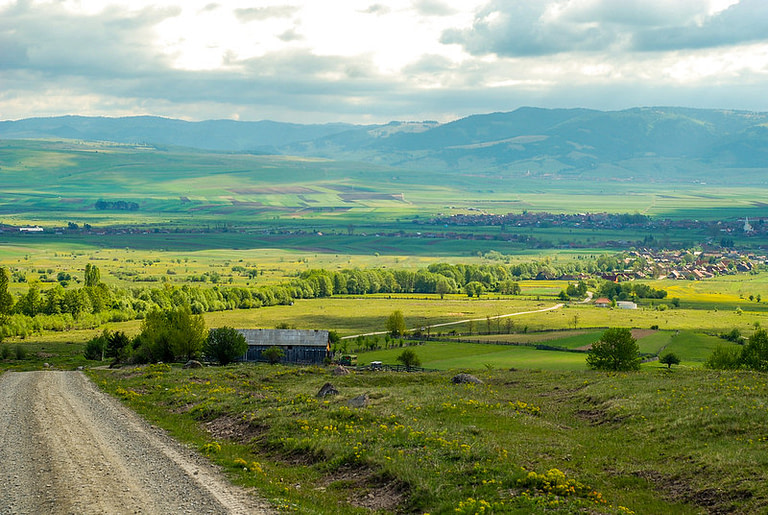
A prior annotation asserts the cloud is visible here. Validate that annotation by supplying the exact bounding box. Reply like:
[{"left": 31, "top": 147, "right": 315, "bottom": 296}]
[
  {"left": 632, "top": 0, "right": 768, "bottom": 51},
  {"left": 362, "top": 4, "right": 390, "bottom": 15},
  {"left": 0, "top": 0, "right": 767, "bottom": 123},
  {"left": 234, "top": 6, "right": 298, "bottom": 22},
  {"left": 441, "top": 0, "right": 615, "bottom": 57},
  {"left": 442, "top": 0, "right": 768, "bottom": 57},
  {"left": 412, "top": 0, "right": 456, "bottom": 17},
  {"left": 0, "top": 2, "right": 177, "bottom": 77},
  {"left": 278, "top": 28, "right": 303, "bottom": 42}
]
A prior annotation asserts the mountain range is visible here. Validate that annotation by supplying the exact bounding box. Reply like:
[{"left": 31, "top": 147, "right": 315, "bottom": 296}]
[{"left": 2, "top": 107, "right": 768, "bottom": 177}]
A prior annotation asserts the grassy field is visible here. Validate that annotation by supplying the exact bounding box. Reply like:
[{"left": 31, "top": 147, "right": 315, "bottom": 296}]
[
  {"left": 3, "top": 139, "right": 768, "bottom": 255},
  {"left": 86, "top": 363, "right": 768, "bottom": 514},
  {"left": 353, "top": 329, "right": 735, "bottom": 371}
]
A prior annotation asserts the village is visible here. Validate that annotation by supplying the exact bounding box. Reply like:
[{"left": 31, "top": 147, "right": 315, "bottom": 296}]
[{"left": 600, "top": 248, "right": 765, "bottom": 282}]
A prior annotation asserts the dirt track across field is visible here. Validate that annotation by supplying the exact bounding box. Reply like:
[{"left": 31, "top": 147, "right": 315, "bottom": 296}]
[{"left": 0, "top": 371, "right": 272, "bottom": 515}]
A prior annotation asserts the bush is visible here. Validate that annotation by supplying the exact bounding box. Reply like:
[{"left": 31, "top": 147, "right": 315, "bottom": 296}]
[
  {"left": 205, "top": 327, "right": 248, "bottom": 365},
  {"left": 586, "top": 328, "right": 640, "bottom": 371},
  {"left": 84, "top": 333, "right": 107, "bottom": 360},
  {"left": 396, "top": 348, "right": 421, "bottom": 370},
  {"left": 14, "top": 345, "right": 26, "bottom": 360},
  {"left": 263, "top": 346, "right": 284, "bottom": 364},
  {"left": 741, "top": 329, "right": 768, "bottom": 371},
  {"left": 704, "top": 345, "right": 742, "bottom": 370}
]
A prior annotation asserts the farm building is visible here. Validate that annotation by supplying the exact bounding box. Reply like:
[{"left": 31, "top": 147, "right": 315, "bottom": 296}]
[
  {"left": 594, "top": 298, "right": 612, "bottom": 308},
  {"left": 237, "top": 329, "right": 330, "bottom": 364}
]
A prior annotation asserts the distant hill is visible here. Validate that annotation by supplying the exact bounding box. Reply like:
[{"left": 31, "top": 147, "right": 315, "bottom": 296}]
[
  {"left": 283, "top": 107, "right": 768, "bottom": 175},
  {"left": 2, "top": 107, "right": 768, "bottom": 178},
  {"left": 0, "top": 116, "right": 359, "bottom": 153}
]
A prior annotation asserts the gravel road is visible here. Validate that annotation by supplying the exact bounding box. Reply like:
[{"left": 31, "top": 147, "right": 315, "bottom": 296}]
[{"left": 0, "top": 371, "right": 272, "bottom": 515}]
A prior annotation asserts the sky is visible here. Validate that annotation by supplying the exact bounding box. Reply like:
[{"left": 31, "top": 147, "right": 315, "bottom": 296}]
[{"left": 1, "top": 0, "right": 767, "bottom": 123}]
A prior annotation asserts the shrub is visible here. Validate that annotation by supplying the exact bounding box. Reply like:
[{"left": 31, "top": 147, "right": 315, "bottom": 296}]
[
  {"left": 14, "top": 345, "right": 27, "bottom": 360},
  {"left": 84, "top": 333, "right": 107, "bottom": 360},
  {"left": 396, "top": 348, "right": 421, "bottom": 370},
  {"left": 263, "top": 346, "right": 284, "bottom": 365},
  {"left": 704, "top": 345, "right": 742, "bottom": 370},
  {"left": 586, "top": 328, "right": 640, "bottom": 371},
  {"left": 741, "top": 329, "right": 768, "bottom": 371},
  {"left": 205, "top": 326, "right": 248, "bottom": 365}
]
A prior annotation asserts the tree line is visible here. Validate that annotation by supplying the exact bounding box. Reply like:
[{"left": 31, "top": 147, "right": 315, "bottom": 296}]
[{"left": 0, "top": 256, "right": 649, "bottom": 340}]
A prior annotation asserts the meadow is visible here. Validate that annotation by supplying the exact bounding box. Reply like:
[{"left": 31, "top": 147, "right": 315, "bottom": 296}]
[
  {"left": 86, "top": 363, "right": 768, "bottom": 514},
  {"left": 2, "top": 139, "right": 767, "bottom": 254}
]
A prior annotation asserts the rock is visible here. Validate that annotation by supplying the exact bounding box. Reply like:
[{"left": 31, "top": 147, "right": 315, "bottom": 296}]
[
  {"left": 332, "top": 366, "right": 350, "bottom": 376},
  {"left": 346, "top": 394, "right": 369, "bottom": 408},
  {"left": 43, "top": 363, "right": 50, "bottom": 368},
  {"left": 316, "top": 382, "right": 339, "bottom": 398},
  {"left": 183, "top": 360, "right": 203, "bottom": 369},
  {"left": 76, "top": 366, "right": 84, "bottom": 371},
  {"left": 451, "top": 373, "right": 483, "bottom": 385}
]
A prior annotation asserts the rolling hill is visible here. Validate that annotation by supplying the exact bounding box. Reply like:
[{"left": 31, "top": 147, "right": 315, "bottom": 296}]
[{"left": 3, "top": 107, "right": 768, "bottom": 180}]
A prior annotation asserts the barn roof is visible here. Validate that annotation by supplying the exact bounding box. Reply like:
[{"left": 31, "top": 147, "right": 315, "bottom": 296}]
[{"left": 237, "top": 329, "right": 329, "bottom": 347}]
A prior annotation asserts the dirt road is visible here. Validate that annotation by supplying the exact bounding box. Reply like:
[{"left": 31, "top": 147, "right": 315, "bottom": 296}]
[{"left": 0, "top": 371, "right": 271, "bottom": 515}]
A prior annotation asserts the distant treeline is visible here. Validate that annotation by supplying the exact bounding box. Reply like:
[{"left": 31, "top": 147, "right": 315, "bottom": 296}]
[
  {"left": 0, "top": 256, "right": 649, "bottom": 340},
  {"left": 95, "top": 199, "right": 139, "bottom": 211}
]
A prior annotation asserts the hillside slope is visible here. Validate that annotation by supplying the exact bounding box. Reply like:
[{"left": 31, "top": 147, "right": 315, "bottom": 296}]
[{"left": 3, "top": 107, "right": 767, "bottom": 178}]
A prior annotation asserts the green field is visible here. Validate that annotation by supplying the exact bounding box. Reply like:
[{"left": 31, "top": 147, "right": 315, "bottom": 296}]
[
  {"left": 86, "top": 363, "right": 768, "bottom": 514},
  {"left": 2, "top": 139, "right": 768, "bottom": 256},
  {"left": 358, "top": 342, "right": 589, "bottom": 370}
]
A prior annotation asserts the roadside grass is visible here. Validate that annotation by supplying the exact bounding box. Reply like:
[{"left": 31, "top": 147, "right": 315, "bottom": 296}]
[
  {"left": 0, "top": 337, "right": 91, "bottom": 371},
  {"left": 89, "top": 364, "right": 768, "bottom": 514}
]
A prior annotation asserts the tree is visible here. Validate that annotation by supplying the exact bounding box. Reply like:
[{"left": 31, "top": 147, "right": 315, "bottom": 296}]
[
  {"left": 659, "top": 352, "right": 681, "bottom": 369},
  {"left": 586, "top": 328, "right": 641, "bottom": 371},
  {"left": 105, "top": 330, "right": 131, "bottom": 362},
  {"left": 464, "top": 281, "right": 485, "bottom": 298},
  {"left": 435, "top": 277, "right": 451, "bottom": 299},
  {"left": 0, "top": 268, "right": 13, "bottom": 343},
  {"left": 205, "top": 327, "right": 248, "bottom": 365},
  {"left": 263, "top": 346, "right": 284, "bottom": 365},
  {"left": 83, "top": 332, "right": 107, "bottom": 361},
  {"left": 396, "top": 348, "right": 421, "bottom": 370},
  {"left": 387, "top": 310, "right": 407, "bottom": 337},
  {"left": 84, "top": 263, "right": 101, "bottom": 287},
  {"left": 135, "top": 306, "right": 207, "bottom": 362},
  {"left": 741, "top": 329, "right": 768, "bottom": 371}
]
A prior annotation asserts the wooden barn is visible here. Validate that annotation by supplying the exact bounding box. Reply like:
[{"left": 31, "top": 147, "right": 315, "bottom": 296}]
[{"left": 237, "top": 329, "right": 330, "bottom": 364}]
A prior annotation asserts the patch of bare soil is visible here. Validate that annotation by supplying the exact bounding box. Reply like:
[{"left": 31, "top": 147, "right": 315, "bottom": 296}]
[
  {"left": 574, "top": 408, "right": 610, "bottom": 425},
  {"left": 322, "top": 466, "right": 408, "bottom": 512},
  {"left": 631, "top": 329, "right": 657, "bottom": 340},
  {"left": 204, "top": 415, "right": 267, "bottom": 444},
  {"left": 634, "top": 469, "right": 753, "bottom": 514}
]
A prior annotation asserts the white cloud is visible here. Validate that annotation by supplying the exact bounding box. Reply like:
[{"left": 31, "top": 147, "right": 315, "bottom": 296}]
[{"left": 0, "top": 0, "right": 766, "bottom": 123}]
